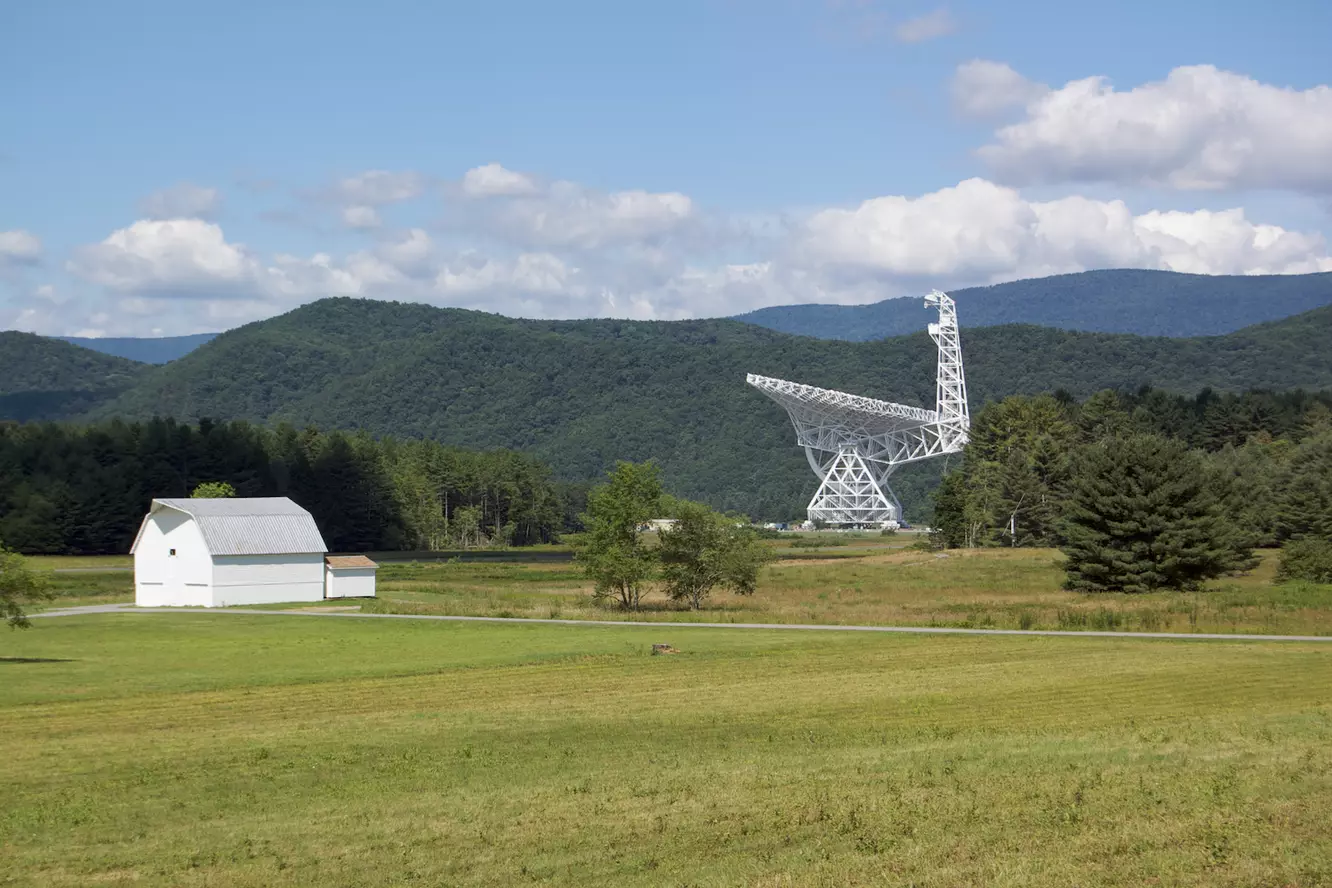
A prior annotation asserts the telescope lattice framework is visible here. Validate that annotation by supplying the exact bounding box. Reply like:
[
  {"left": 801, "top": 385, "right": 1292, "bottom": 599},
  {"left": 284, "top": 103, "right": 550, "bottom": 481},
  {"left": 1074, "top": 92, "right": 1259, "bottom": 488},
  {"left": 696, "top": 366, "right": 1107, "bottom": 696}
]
[{"left": 746, "top": 290, "right": 970, "bottom": 526}]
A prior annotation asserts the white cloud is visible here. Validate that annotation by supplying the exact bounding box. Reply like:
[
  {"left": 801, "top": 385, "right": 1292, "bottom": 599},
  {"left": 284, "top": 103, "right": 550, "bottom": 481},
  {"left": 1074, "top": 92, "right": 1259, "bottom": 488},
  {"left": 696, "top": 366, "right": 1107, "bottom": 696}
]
[
  {"left": 138, "top": 183, "right": 222, "bottom": 220},
  {"left": 796, "top": 178, "right": 1332, "bottom": 284},
  {"left": 461, "top": 163, "right": 539, "bottom": 197},
  {"left": 40, "top": 171, "right": 1332, "bottom": 336},
  {"left": 377, "top": 228, "right": 435, "bottom": 274},
  {"left": 68, "top": 219, "right": 257, "bottom": 295},
  {"left": 342, "top": 205, "right": 382, "bottom": 229},
  {"left": 435, "top": 252, "right": 573, "bottom": 297},
  {"left": 976, "top": 64, "right": 1332, "bottom": 192},
  {"left": 489, "top": 182, "right": 696, "bottom": 250},
  {"left": 952, "top": 60, "right": 1049, "bottom": 118},
  {"left": 0, "top": 229, "right": 43, "bottom": 266},
  {"left": 334, "top": 170, "right": 425, "bottom": 204},
  {"left": 894, "top": 8, "right": 956, "bottom": 43}
]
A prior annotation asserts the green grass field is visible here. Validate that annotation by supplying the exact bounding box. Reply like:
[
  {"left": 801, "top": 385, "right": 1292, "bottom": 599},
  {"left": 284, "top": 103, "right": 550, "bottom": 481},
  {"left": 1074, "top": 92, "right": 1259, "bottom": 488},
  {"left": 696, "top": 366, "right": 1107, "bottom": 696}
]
[
  {"left": 363, "top": 547, "right": 1332, "bottom": 636},
  {"left": 27, "top": 546, "right": 1332, "bottom": 636},
  {"left": 2, "top": 614, "right": 1330, "bottom": 886}
]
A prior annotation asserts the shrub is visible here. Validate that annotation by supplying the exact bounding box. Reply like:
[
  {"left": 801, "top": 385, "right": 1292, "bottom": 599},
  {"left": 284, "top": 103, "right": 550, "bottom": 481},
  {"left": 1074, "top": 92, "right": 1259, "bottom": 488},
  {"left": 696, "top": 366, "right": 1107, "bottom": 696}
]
[{"left": 1277, "top": 539, "right": 1332, "bottom": 584}]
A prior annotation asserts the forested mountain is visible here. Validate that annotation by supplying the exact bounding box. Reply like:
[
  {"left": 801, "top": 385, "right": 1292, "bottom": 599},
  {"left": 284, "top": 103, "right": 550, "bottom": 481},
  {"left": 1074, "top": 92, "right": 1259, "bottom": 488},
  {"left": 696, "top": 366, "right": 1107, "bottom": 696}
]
[
  {"left": 734, "top": 269, "right": 1332, "bottom": 340},
  {"left": 59, "top": 332, "right": 219, "bottom": 364},
  {"left": 0, "top": 332, "right": 149, "bottom": 421},
  {"left": 32, "top": 297, "right": 1329, "bottom": 521}
]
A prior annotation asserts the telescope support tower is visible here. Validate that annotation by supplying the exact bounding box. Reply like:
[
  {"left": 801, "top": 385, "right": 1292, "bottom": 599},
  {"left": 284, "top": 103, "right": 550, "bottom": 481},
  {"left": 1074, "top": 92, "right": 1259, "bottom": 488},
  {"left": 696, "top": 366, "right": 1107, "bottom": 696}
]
[{"left": 746, "top": 290, "right": 970, "bottom": 528}]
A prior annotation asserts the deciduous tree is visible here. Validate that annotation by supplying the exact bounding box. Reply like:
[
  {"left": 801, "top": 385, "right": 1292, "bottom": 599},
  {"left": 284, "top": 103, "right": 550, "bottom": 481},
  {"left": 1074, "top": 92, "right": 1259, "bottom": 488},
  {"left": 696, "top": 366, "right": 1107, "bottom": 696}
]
[
  {"left": 659, "top": 501, "right": 772, "bottom": 610},
  {"left": 1, "top": 543, "right": 52, "bottom": 629},
  {"left": 190, "top": 481, "right": 237, "bottom": 498},
  {"left": 575, "top": 461, "right": 663, "bottom": 610}
]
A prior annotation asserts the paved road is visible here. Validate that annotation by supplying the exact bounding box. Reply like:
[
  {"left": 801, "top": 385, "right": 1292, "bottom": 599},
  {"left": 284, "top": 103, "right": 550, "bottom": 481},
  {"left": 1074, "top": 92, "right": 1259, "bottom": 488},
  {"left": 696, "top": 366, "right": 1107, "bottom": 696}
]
[{"left": 30, "top": 603, "right": 1332, "bottom": 643}]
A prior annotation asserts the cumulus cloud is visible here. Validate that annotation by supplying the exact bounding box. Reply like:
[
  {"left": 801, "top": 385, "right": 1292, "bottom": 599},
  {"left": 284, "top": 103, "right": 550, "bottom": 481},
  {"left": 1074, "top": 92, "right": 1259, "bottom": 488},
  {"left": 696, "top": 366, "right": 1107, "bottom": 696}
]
[
  {"left": 482, "top": 181, "right": 696, "bottom": 250},
  {"left": 461, "top": 163, "right": 540, "bottom": 197},
  {"left": 952, "top": 60, "right": 1049, "bottom": 119},
  {"left": 138, "top": 183, "right": 222, "bottom": 220},
  {"left": 796, "top": 178, "right": 1332, "bottom": 285},
  {"left": 43, "top": 169, "right": 1332, "bottom": 335},
  {"left": 893, "top": 8, "right": 956, "bottom": 43},
  {"left": 0, "top": 229, "right": 43, "bottom": 266},
  {"left": 436, "top": 164, "right": 700, "bottom": 252},
  {"left": 68, "top": 220, "right": 259, "bottom": 295},
  {"left": 975, "top": 64, "right": 1332, "bottom": 191}
]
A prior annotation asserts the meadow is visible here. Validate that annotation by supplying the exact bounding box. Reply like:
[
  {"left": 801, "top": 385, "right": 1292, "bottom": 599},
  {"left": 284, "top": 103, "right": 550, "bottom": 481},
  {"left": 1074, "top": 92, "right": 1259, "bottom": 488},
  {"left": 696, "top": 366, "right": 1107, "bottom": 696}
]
[
  {"left": 2, "top": 613, "right": 1331, "bottom": 887},
  {"left": 27, "top": 540, "right": 1332, "bottom": 636}
]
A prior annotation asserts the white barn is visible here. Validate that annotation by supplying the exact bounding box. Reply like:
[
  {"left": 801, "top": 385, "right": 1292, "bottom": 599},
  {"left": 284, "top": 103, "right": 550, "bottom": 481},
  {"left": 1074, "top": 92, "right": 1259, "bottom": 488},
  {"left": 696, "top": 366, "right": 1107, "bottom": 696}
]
[{"left": 132, "top": 497, "right": 330, "bottom": 608}]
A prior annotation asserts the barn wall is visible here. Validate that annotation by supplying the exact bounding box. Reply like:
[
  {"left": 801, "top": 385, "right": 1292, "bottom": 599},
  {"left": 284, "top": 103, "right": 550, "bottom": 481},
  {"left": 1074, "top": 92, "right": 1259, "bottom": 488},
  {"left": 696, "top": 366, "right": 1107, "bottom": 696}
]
[
  {"left": 325, "top": 568, "right": 377, "bottom": 599},
  {"left": 135, "top": 512, "right": 213, "bottom": 607},
  {"left": 211, "top": 553, "right": 325, "bottom": 606}
]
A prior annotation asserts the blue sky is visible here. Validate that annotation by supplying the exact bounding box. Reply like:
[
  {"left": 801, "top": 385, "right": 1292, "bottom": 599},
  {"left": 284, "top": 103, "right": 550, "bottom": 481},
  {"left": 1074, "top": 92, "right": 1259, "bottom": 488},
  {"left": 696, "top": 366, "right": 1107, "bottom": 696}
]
[{"left": 2, "top": 0, "right": 1331, "bottom": 336}]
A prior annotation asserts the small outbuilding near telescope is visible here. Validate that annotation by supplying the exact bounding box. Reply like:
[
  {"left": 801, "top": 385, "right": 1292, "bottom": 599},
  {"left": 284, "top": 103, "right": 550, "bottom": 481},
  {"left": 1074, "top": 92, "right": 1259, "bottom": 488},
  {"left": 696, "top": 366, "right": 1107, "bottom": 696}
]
[{"left": 131, "top": 497, "right": 329, "bottom": 608}]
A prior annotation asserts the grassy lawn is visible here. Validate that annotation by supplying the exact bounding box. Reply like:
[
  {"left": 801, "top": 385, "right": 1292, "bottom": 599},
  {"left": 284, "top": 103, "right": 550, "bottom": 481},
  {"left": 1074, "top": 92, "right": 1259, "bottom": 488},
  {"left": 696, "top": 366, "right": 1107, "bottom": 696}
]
[
  {"left": 363, "top": 548, "right": 1332, "bottom": 636},
  {"left": 1, "top": 615, "right": 1330, "bottom": 886}
]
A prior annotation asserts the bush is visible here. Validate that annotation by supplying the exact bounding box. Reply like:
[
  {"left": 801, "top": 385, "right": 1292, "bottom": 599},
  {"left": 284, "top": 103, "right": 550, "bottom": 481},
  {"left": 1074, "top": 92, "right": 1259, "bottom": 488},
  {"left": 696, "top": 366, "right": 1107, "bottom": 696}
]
[{"left": 1277, "top": 539, "right": 1332, "bottom": 584}]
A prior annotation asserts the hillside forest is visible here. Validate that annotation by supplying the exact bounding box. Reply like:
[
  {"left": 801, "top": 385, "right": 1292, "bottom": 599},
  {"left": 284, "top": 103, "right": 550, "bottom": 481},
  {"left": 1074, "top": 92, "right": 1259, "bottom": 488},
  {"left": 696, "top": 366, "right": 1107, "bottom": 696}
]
[
  {"left": 6, "top": 297, "right": 1332, "bottom": 524},
  {"left": 1, "top": 386, "right": 1330, "bottom": 556}
]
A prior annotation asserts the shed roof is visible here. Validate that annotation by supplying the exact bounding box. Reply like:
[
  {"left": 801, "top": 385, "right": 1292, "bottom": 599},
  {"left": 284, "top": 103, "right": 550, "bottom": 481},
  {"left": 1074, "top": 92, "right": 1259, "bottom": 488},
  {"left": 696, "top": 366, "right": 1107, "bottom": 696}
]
[
  {"left": 130, "top": 497, "right": 328, "bottom": 556},
  {"left": 325, "top": 555, "right": 379, "bottom": 569}
]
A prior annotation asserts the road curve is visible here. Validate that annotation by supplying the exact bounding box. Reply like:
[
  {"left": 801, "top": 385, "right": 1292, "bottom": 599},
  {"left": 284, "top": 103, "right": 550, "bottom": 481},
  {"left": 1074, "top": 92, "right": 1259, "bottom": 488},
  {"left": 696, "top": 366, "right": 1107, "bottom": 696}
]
[{"left": 30, "top": 603, "right": 1332, "bottom": 643}]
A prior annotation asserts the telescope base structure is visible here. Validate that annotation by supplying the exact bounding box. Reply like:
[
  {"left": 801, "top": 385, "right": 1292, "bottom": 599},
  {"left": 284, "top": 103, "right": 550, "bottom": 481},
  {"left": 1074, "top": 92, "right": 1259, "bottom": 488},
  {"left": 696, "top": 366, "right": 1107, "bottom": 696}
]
[
  {"left": 747, "top": 290, "right": 969, "bottom": 531},
  {"left": 806, "top": 447, "right": 900, "bottom": 528}
]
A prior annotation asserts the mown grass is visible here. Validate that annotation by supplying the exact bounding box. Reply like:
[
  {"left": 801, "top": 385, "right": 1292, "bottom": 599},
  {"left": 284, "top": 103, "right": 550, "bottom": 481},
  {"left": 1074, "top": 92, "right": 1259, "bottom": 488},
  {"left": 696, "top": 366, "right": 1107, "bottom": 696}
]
[
  {"left": 2, "top": 614, "right": 1331, "bottom": 887},
  {"left": 365, "top": 548, "right": 1332, "bottom": 636}
]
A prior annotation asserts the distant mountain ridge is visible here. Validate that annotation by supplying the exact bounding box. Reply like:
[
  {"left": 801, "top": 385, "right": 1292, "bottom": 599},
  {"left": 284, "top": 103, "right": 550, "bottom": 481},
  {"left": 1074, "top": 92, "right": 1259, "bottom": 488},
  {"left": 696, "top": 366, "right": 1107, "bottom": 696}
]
[
  {"left": 30, "top": 270, "right": 1332, "bottom": 368},
  {"left": 734, "top": 269, "right": 1332, "bottom": 340},
  {"left": 59, "top": 332, "right": 219, "bottom": 364}
]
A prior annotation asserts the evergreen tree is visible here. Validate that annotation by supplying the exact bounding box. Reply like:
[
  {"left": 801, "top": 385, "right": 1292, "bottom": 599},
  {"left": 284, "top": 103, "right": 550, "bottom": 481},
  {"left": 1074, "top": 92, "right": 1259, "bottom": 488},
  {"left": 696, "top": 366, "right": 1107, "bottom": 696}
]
[
  {"left": 1060, "top": 433, "right": 1252, "bottom": 593},
  {"left": 1278, "top": 431, "right": 1332, "bottom": 541}
]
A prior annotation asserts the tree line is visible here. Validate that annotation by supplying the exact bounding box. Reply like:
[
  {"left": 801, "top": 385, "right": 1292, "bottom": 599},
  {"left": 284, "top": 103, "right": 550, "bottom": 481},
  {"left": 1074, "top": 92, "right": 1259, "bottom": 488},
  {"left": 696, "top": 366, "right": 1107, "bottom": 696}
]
[
  {"left": 932, "top": 387, "right": 1332, "bottom": 591},
  {"left": 0, "top": 418, "right": 572, "bottom": 555}
]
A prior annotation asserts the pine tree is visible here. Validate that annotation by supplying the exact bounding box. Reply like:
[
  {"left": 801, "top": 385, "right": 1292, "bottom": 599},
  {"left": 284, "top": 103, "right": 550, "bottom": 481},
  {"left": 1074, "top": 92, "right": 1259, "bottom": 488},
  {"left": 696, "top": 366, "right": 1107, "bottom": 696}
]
[
  {"left": 1279, "top": 431, "right": 1332, "bottom": 541},
  {"left": 1060, "top": 433, "right": 1251, "bottom": 593}
]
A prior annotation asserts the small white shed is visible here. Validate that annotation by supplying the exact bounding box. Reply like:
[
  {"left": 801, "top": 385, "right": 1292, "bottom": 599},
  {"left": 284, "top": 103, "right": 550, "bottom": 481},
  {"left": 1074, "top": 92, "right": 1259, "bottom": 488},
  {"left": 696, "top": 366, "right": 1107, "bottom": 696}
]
[
  {"left": 324, "top": 555, "right": 378, "bottom": 599},
  {"left": 131, "top": 497, "right": 328, "bottom": 607}
]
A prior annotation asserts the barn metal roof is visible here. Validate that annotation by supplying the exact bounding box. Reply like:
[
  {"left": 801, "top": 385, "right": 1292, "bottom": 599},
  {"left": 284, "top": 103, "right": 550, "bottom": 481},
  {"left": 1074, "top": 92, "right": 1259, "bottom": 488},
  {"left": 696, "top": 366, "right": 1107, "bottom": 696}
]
[{"left": 130, "top": 497, "right": 329, "bottom": 556}]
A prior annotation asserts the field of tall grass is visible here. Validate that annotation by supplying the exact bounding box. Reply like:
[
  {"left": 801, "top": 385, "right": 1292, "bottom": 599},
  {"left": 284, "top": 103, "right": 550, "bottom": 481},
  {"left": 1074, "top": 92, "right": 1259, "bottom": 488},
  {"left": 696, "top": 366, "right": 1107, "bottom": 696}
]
[{"left": 362, "top": 547, "right": 1332, "bottom": 636}]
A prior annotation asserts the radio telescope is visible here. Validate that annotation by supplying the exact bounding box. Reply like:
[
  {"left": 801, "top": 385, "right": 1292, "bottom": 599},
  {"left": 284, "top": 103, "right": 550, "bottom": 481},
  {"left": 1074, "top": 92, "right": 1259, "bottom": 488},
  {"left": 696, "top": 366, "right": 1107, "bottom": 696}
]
[{"left": 746, "top": 290, "right": 969, "bottom": 527}]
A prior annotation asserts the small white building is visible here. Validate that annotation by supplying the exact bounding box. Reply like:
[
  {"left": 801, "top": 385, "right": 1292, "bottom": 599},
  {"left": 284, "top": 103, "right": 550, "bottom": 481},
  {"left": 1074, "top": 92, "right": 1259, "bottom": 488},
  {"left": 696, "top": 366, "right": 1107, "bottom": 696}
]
[
  {"left": 131, "top": 497, "right": 329, "bottom": 608},
  {"left": 324, "top": 555, "right": 378, "bottom": 599}
]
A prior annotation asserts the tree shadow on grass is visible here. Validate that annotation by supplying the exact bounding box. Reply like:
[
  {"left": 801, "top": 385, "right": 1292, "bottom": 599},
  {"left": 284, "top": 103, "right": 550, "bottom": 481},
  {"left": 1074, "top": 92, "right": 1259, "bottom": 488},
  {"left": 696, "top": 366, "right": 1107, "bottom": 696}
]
[{"left": 0, "top": 657, "right": 76, "bottom": 664}]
